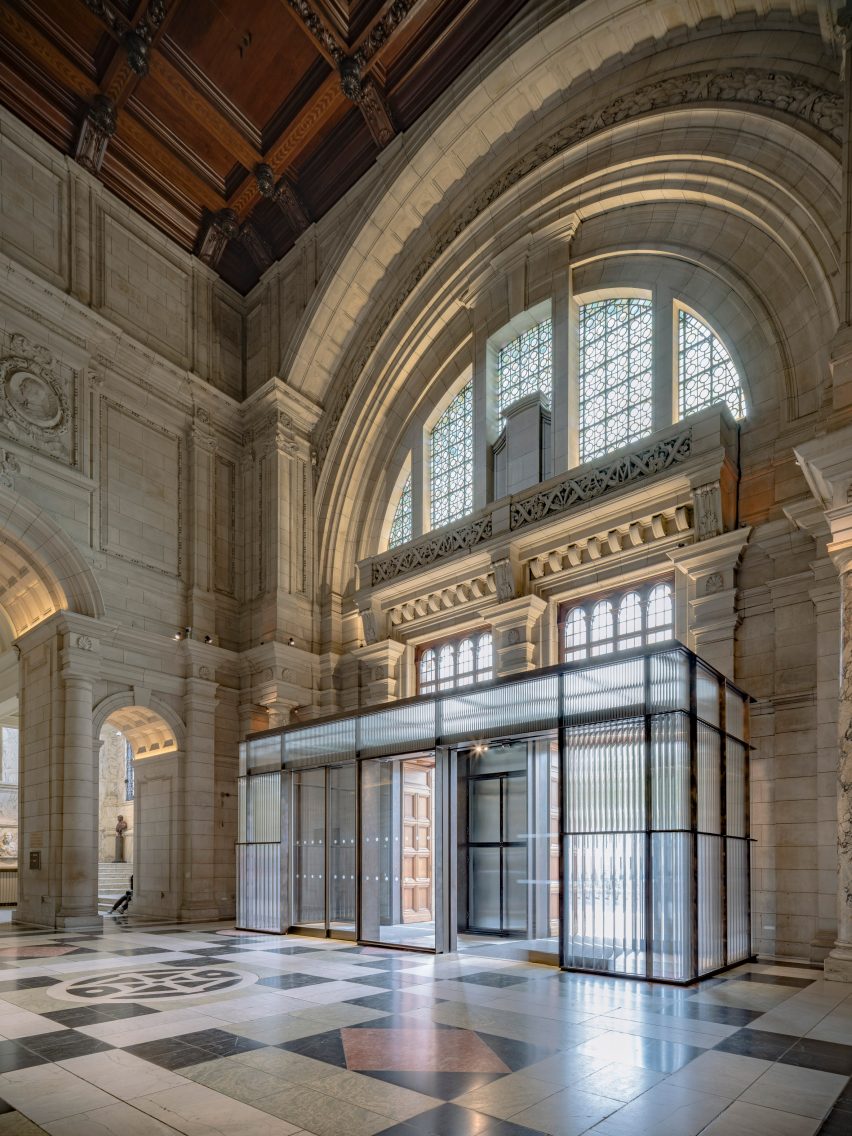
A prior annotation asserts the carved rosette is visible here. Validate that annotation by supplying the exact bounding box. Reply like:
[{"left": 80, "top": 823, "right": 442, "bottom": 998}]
[{"left": 0, "top": 334, "right": 72, "bottom": 461}]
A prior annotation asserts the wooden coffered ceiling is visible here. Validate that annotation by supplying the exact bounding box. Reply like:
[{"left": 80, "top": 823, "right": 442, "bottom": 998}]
[{"left": 0, "top": 0, "right": 531, "bottom": 292}]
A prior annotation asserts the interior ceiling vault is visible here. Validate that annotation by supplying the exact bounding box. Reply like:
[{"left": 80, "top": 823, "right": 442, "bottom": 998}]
[{"left": 0, "top": 0, "right": 530, "bottom": 293}]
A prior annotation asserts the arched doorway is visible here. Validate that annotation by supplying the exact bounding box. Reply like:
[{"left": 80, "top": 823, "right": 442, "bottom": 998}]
[{"left": 93, "top": 698, "right": 185, "bottom": 921}]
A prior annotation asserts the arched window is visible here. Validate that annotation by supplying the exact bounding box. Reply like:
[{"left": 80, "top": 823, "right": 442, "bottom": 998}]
[
  {"left": 419, "top": 649, "right": 436, "bottom": 694},
  {"left": 678, "top": 309, "right": 745, "bottom": 421},
  {"left": 387, "top": 475, "right": 412, "bottom": 549},
  {"left": 497, "top": 319, "right": 552, "bottom": 426},
  {"left": 578, "top": 298, "right": 653, "bottom": 462},
  {"left": 416, "top": 630, "right": 493, "bottom": 694},
  {"left": 561, "top": 580, "right": 675, "bottom": 662},
  {"left": 430, "top": 381, "right": 473, "bottom": 528}
]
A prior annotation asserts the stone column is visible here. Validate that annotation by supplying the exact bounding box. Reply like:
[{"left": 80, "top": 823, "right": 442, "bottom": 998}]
[
  {"left": 794, "top": 425, "right": 852, "bottom": 979},
  {"left": 179, "top": 676, "right": 219, "bottom": 921}
]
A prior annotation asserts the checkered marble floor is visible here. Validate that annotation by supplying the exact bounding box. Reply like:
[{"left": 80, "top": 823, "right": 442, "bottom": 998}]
[{"left": 0, "top": 916, "right": 849, "bottom": 1136}]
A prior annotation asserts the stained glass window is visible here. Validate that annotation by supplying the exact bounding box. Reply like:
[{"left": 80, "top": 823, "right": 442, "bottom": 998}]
[
  {"left": 497, "top": 319, "right": 553, "bottom": 426},
  {"left": 562, "top": 581, "right": 674, "bottom": 662},
  {"left": 388, "top": 475, "right": 412, "bottom": 549},
  {"left": 578, "top": 298, "right": 653, "bottom": 462},
  {"left": 417, "top": 630, "right": 493, "bottom": 694},
  {"left": 430, "top": 381, "right": 473, "bottom": 528},
  {"left": 678, "top": 310, "right": 745, "bottom": 420}
]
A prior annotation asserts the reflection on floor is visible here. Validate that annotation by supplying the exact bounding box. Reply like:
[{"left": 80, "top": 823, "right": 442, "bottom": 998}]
[
  {"left": 458, "top": 934, "right": 560, "bottom": 965},
  {"left": 0, "top": 912, "right": 849, "bottom": 1135}
]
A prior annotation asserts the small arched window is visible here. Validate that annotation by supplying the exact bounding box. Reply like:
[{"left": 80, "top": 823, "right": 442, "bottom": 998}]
[
  {"left": 416, "top": 630, "right": 493, "bottom": 694},
  {"left": 438, "top": 644, "right": 455, "bottom": 690},
  {"left": 562, "top": 580, "right": 675, "bottom": 662},
  {"left": 647, "top": 582, "right": 675, "bottom": 642},
  {"left": 589, "top": 600, "right": 615, "bottom": 656},
  {"left": 564, "top": 607, "right": 588, "bottom": 661},
  {"left": 419, "top": 649, "right": 436, "bottom": 695},
  {"left": 678, "top": 309, "right": 745, "bottom": 421},
  {"left": 617, "top": 592, "right": 643, "bottom": 650},
  {"left": 457, "top": 639, "right": 475, "bottom": 685},
  {"left": 476, "top": 633, "right": 493, "bottom": 680},
  {"left": 387, "top": 475, "right": 412, "bottom": 550}
]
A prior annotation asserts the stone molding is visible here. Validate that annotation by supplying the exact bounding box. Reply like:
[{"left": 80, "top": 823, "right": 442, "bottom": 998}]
[{"left": 315, "top": 67, "right": 840, "bottom": 469}]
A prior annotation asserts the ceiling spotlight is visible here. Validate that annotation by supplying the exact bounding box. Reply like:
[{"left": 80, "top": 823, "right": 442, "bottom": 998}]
[
  {"left": 173, "top": 631, "right": 181, "bottom": 640},
  {"left": 288, "top": 636, "right": 295, "bottom": 647},
  {"left": 204, "top": 635, "right": 212, "bottom": 644},
  {"left": 184, "top": 627, "right": 192, "bottom": 637}
]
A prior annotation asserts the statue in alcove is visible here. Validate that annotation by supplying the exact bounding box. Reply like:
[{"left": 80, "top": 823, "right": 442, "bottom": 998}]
[{"left": 114, "top": 814, "right": 128, "bottom": 863}]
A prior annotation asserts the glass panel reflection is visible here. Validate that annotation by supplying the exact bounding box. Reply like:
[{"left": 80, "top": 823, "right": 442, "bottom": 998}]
[
  {"left": 361, "top": 754, "right": 436, "bottom": 948},
  {"left": 328, "top": 764, "right": 356, "bottom": 930},
  {"left": 292, "top": 768, "right": 325, "bottom": 929}
]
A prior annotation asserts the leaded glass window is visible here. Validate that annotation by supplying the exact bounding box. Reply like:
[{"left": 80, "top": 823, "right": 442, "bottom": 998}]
[
  {"left": 578, "top": 298, "right": 653, "bottom": 462},
  {"left": 417, "top": 630, "right": 493, "bottom": 694},
  {"left": 430, "top": 382, "right": 473, "bottom": 528},
  {"left": 497, "top": 319, "right": 553, "bottom": 426},
  {"left": 388, "top": 475, "right": 412, "bottom": 549},
  {"left": 678, "top": 309, "right": 745, "bottom": 420},
  {"left": 562, "top": 580, "right": 674, "bottom": 662},
  {"left": 125, "top": 739, "right": 135, "bottom": 802}
]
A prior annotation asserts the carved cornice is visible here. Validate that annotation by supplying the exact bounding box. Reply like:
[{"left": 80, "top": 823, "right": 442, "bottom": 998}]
[
  {"left": 372, "top": 516, "right": 493, "bottom": 585},
  {"left": 388, "top": 574, "right": 497, "bottom": 627},
  {"left": 510, "top": 430, "right": 692, "bottom": 530},
  {"left": 315, "top": 67, "right": 841, "bottom": 469}
]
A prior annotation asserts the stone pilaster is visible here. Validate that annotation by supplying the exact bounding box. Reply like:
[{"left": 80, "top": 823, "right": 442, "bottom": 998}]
[
  {"left": 179, "top": 676, "right": 219, "bottom": 921},
  {"left": 667, "top": 527, "right": 751, "bottom": 678},
  {"left": 352, "top": 640, "right": 406, "bottom": 705},
  {"left": 489, "top": 595, "right": 547, "bottom": 677},
  {"left": 187, "top": 409, "right": 218, "bottom": 636},
  {"left": 794, "top": 425, "right": 852, "bottom": 979}
]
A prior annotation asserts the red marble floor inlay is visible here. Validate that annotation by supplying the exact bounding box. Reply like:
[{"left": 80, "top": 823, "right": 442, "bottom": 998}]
[
  {"left": 341, "top": 1027, "right": 511, "bottom": 1073},
  {"left": 0, "top": 945, "right": 79, "bottom": 958}
]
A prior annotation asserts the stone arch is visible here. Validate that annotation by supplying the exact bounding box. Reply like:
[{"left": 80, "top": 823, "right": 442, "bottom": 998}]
[
  {"left": 0, "top": 487, "right": 105, "bottom": 635},
  {"left": 92, "top": 692, "right": 186, "bottom": 756}
]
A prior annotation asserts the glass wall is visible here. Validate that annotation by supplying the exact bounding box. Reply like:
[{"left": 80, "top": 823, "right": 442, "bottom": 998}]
[{"left": 237, "top": 645, "right": 750, "bottom": 982}]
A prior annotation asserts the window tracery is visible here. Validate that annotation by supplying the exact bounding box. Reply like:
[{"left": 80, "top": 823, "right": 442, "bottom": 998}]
[
  {"left": 430, "top": 381, "right": 473, "bottom": 528},
  {"left": 497, "top": 319, "right": 553, "bottom": 426},
  {"left": 678, "top": 309, "right": 745, "bottom": 420},
  {"left": 578, "top": 298, "right": 653, "bottom": 462},
  {"left": 388, "top": 475, "right": 412, "bottom": 549}
]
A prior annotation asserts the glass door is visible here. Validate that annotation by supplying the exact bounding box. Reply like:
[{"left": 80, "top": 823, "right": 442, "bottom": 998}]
[
  {"left": 360, "top": 753, "right": 438, "bottom": 949},
  {"left": 290, "top": 765, "right": 356, "bottom": 938}
]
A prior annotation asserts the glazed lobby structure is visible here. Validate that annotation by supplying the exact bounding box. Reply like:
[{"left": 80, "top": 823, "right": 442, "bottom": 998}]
[{"left": 238, "top": 646, "right": 752, "bottom": 983}]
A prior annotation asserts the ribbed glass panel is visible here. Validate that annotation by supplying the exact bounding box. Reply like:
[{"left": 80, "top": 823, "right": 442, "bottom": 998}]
[
  {"left": 283, "top": 718, "right": 356, "bottom": 764},
  {"left": 650, "top": 713, "right": 690, "bottom": 829},
  {"left": 238, "top": 777, "right": 247, "bottom": 842},
  {"left": 726, "top": 740, "right": 747, "bottom": 838},
  {"left": 697, "top": 725, "right": 721, "bottom": 834},
  {"left": 725, "top": 688, "right": 747, "bottom": 741},
  {"left": 697, "top": 834, "right": 724, "bottom": 973},
  {"left": 651, "top": 832, "right": 692, "bottom": 981},
  {"left": 247, "top": 772, "right": 281, "bottom": 842},
  {"left": 727, "top": 838, "right": 750, "bottom": 963},
  {"left": 246, "top": 735, "right": 282, "bottom": 773},
  {"left": 563, "top": 833, "right": 646, "bottom": 976},
  {"left": 292, "top": 768, "right": 326, "bottom": 927},
  {"left": 237, "top": 843, "right": 281, "bottom": 932},
  {"left": 360, "top": 700, "right": 436, "bottom": 757},
  {"left": 649, "top": 650, "right": 689, "bottom": 712},
  {"left": 239, "top": 742, "right": 247, "bottom": 777},
  {"left": 696, "top": 664, "right": 720, "bottom": 726},
  {"left": 440, "top": 674, "right": 558, "bottom": 743},
  {"left": 328, "top": 764, "right": 356, "bottom": 928},
  {"left": 564, "top": 719, "right": 645, "bottom": 832},
  {"left": 562, "top": 657, "right": 643, "bottom": 721}
]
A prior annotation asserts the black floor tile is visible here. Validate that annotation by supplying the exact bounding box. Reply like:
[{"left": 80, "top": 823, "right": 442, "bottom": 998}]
[
  {"left": 255, "top": 945, "right": 324, "bottom": 955},
  {"left": 361, "top": 1063, "right": 504, "bottom": 1099},
  {"left": 17, "top": 1029, "right": 115, "bottom": 1061},
  {"left": 278, "top": 1029, "right": 348, "bottom": 1068},
  {"left": 737, "top": 972, "right": 814, "bottom": 988},
  {"left": 473, "top": 1031, "right": 558, "bottom": 1072},
  {"left": 384, "top": 1102, "right": 502, "bottom": 1135},
  {"left": 345, "top": 991, "right": 443, "bottom": 1014},
  {"left": 41, "top": 1006, "right": 113, "bottom": 1027},
  {"left": 659, "top": 1001, "right": 762, "bottom": 1027},
  {"left": 95, "top": 1002, "right": 160, "bottom": 1020},
  {"left": 0, "top": 1041, "right": 48, "bottom": 1074},
  {"left": 0, "top": 1099, "right": 13, "bottom": 1115},
  {"left": 174, "top": 1028, "right": 266, "bottom": 1058},
  {"left": 0, "top": 976, "right": 60, "bottom": 992},
  {"left": 714, "top": 1028, "right": 796, "bottom": 1061},
  {"left": 780, "top": 1038, "right": 852, "bottom": 1076},
  {"left": 363, "top": 1069, "right": 505, "bottom": 1100},
  {"left": 257, "top": 972, "right": 334, "bottom": 990},
  {"left": 123, "top": 1037, "right": 213, "bottom": 1070},
  {"left": 97, "top": 947, "right": 173, "bottom": 957},
  {"left": 450, "top": 972, "right": 529, "bottom": 988},
  {"left": 347, "top": 972, "right": 427, "bottom": 990},
  {"left": 817, "top": 1111, "right": 852, "bottom": 1136},
  {"left": 483, "top": 1121, "right": 553, "bottom": 1136}
]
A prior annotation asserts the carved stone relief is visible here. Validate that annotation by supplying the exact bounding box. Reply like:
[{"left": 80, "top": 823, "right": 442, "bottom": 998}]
[
  {"left": 0, "top": 334, "right": 74, "bottom": 464},
  {"left": 693, "top": 483, "right": 723, "bottom": 541}
]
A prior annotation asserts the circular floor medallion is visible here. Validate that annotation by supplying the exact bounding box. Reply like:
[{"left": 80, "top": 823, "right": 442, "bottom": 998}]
[{"left": 47, "top": 965, "right": 257, "bottom": 1003}]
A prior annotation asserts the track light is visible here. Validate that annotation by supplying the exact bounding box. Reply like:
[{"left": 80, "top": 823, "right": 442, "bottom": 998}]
[
  {"left": 204, "top": 635, "right": 212, "bottom": 644},
  {"left": 288, "top": 636, "right": 295, "bottom": 646}
]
